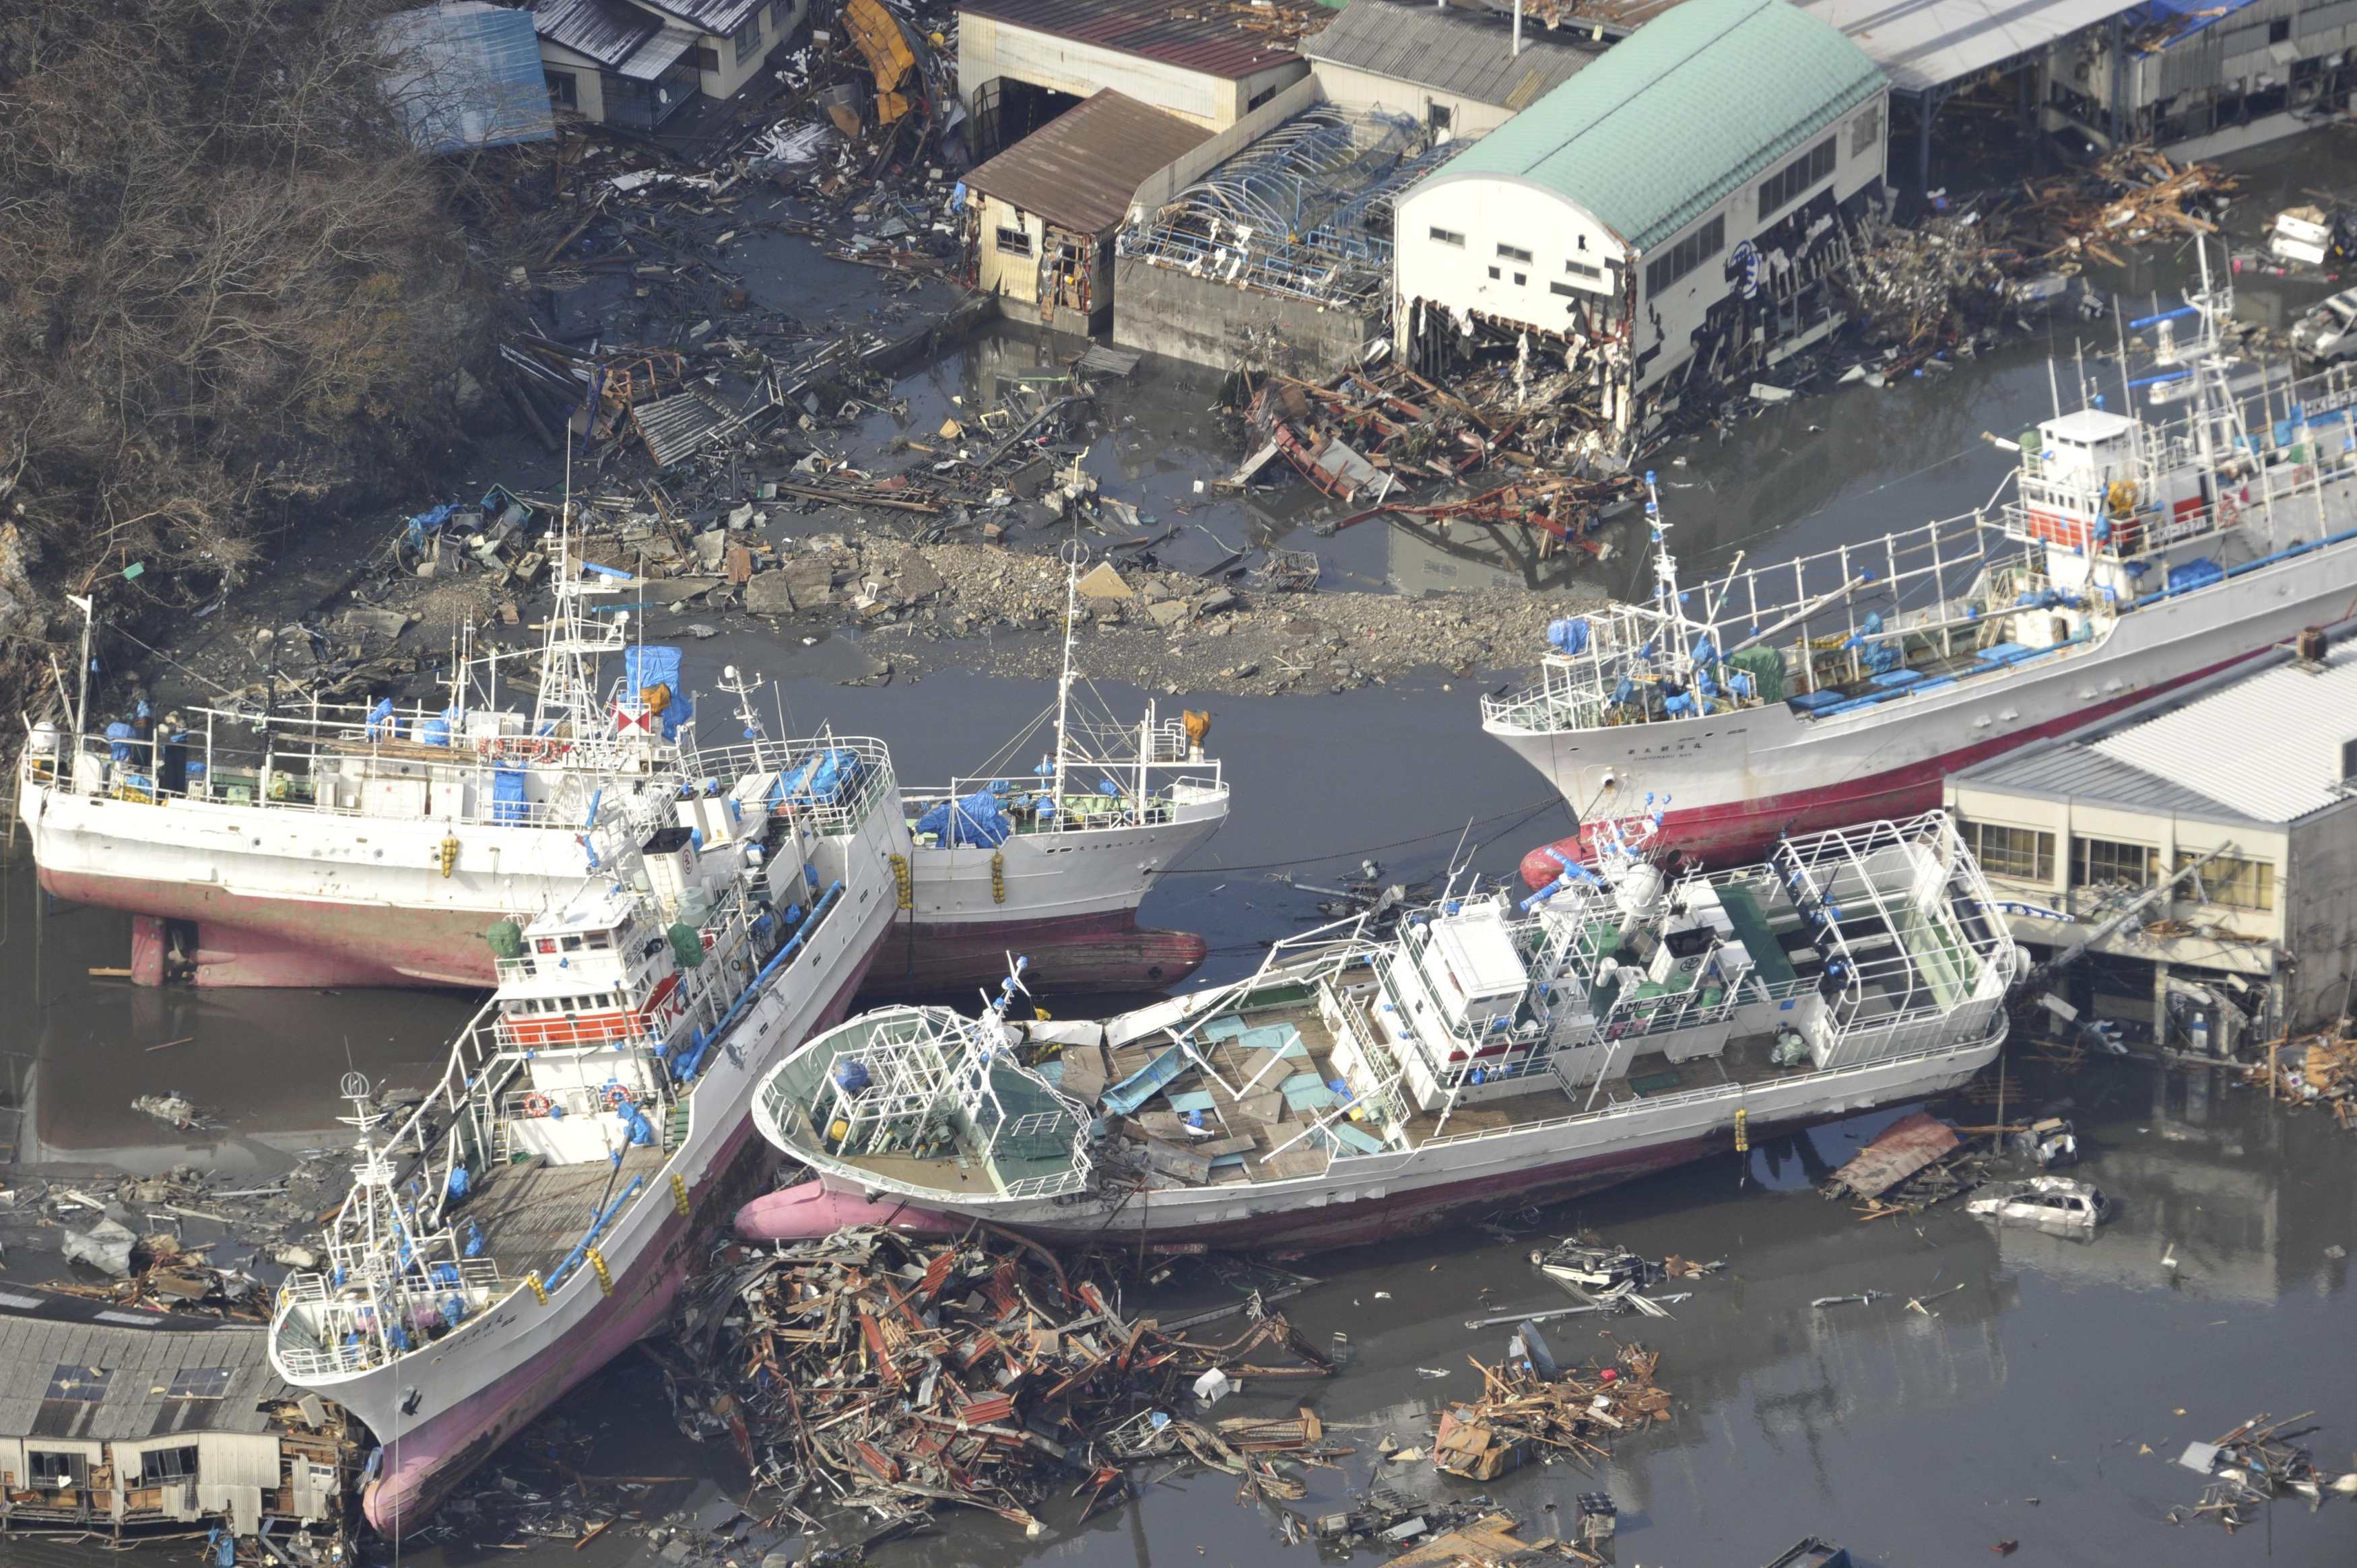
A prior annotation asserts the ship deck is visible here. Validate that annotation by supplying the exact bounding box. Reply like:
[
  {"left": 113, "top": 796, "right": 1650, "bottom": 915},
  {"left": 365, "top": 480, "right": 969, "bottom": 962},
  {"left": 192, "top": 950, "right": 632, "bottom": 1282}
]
[{"left": 462, "top": 1147, "right": 667, "bottom": 1285}]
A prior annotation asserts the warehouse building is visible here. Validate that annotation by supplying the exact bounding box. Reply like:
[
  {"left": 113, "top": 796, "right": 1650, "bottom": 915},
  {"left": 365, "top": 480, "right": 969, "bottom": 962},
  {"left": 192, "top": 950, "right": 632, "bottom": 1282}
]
[
  {"left": 1946, "top": 629, "right": 2357, "bottom": 1056},
  {"left": 2043, "top": 0, "right": 2357, "bottom": 160},
  {"left": 0, "top": 1288, "right": 350, "bottom": 1540},
  {"left": 1393, "top": 0, "right": 1888, "bottom": 442},
  {"left": 957, "top": 0, "right": 1313, "bottom": 155},
  {"left": 1301, "top": 0, "right": 1605, "bottom": 139},
  {"left": 960, "top": 90, "right": 1211, "bottom": 329}
]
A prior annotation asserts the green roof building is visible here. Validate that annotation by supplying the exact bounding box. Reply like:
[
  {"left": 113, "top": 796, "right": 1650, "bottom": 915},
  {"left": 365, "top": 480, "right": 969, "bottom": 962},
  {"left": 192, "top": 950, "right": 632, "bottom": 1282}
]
[{"left": 1395, "top": 0, "right": 1888, "bottom": 440}]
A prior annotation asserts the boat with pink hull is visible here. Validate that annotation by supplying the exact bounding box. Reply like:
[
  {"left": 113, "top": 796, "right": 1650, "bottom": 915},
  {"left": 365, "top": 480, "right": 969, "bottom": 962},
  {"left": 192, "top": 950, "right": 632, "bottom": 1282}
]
[
  {"left": 18, "top": 533, "right": 1225, "bottom": 996},
  {"left": 745, "top": 811, "right": 2018, "bottom": 1251},
  {"left": 266, "top": 734, "right": 905, "bottom": 1532},
  {"left": 1486, "top": 261, "right": 2357, "bottom": 883}
]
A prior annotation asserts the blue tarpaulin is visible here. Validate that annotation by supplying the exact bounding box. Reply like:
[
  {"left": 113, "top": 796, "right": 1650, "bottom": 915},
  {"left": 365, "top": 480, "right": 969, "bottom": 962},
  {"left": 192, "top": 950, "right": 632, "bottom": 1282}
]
[
  {"left": 1547, "top": 617, "right": 1590, "bottom": 654},
  {"left": 781, "top": 749, "right": 862, "bottom": 806},
  {"left": 914, "top": 788, "right": 1013, "bottom": 848},
  {"left": 623, "top": 646, "right": 684, "bottom": 695},
  {"left": 376, "top": 1, "right": 556, "bottom": 154},
  {"left": 492, "top": 767, "right": 527, "bottom": 824}
]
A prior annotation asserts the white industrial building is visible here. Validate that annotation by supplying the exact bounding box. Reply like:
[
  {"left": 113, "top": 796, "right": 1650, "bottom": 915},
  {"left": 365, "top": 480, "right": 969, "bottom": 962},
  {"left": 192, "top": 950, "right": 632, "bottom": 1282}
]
[
  {"left": 1393, "top": 0, "right": 1887, "bottom": 440},
  {"left": 1946, "top": 629, "right": 2357, "bottom": 1056},
  {"left": 2044, "top": 0, "right": 2357, "bottom": 160},
  {"left": 1301, "top": 0, "right": 1604, "bottom": 139},
  {"left": 956, "top": 0, "right": 1310, "bottom": 154}
]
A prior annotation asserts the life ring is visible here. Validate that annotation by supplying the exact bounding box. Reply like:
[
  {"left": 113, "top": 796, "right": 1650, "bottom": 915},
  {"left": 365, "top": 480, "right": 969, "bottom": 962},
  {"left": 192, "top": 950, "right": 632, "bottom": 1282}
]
[
  {"left": 521, "top": 1091, "right": 553, "bottom": 1118},
  {"left": 603, "top": 1084, "right": 636, "bottom": 1110}
]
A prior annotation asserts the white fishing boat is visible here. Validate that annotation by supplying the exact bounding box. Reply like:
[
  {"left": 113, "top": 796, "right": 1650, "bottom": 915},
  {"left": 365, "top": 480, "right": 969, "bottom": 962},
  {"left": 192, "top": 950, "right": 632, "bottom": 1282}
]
[
  {"left": 1484, "top": 252, "right": 2357, "bottom": 879},
  {"left": 267, "top": 732, "right": 905, "bottom": 1532},
  {"left": 17, "top": 516, "right": 758, "bottom": 987},
  {"left": 741, "top": 809, "right": 2019, "bottom": 1250},
  {"left": 867, "top": 545, "right": 1230, "bottom": 996}
]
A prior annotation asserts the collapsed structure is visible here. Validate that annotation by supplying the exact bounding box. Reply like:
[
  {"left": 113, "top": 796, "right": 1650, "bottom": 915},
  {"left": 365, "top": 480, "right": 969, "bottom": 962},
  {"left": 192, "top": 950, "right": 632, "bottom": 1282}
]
[{"left": 1393, "top": 0, "right": 1888, "bottom": 440}]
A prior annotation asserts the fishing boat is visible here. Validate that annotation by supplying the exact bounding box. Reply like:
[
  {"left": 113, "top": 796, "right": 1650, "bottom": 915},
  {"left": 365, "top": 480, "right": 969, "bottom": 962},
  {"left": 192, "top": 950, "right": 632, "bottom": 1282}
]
[
  {"left": 1484, "top": 252, "right": 2357, "bottom": 879},
  {"left": 740, "top": 809, "right": 2019, "bottom": 1250},
  {"left": 866, "top": 545, "right": 1229, "bottom": 996},
  {"left": 267, "top": 731, "right": 905, "bottom": 1531},
  {"left": 16, "top": 520, "right": 756, "bottom": 987}
]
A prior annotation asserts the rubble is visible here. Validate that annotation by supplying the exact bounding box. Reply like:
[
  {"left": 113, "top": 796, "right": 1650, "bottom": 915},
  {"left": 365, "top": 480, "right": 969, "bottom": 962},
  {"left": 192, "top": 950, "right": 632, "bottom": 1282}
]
[
  {"left": 658, "top": 1225, "right": 1337, "bottom": 1537},
  {"left": 1429, "top": 1335, "right": 1673, "bottom": 1482},
  {"left": 2167, "top": 1412, "right": 2353, "bottom": 1530},
  {"left": 2249, "top": 1031, "right": 2357, "bottom": 1134}
]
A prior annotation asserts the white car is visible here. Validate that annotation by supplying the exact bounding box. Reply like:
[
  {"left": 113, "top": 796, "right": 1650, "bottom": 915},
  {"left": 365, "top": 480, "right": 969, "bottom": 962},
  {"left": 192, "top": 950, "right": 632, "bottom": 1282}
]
[
  {"left": 2292, "top": 288, "right": 2357, "bottom": 364},
  {"left": 1967, "top": 1176, "right": 2109, "bottom": 1231}
]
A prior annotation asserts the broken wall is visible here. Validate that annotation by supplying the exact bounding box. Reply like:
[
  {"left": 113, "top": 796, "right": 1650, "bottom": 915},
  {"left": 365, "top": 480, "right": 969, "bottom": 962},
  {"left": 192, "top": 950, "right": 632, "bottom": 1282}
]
[{"left": 1113, "top": 254, "right": 1378, "bottom": 375}]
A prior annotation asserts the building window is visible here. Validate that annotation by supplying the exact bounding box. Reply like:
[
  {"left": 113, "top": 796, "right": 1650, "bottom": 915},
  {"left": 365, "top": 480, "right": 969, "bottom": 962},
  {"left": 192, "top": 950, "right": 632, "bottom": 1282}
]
[
  {"left": 1550, "top": 280, "right": 1580, "bottom": 297},
  {"left": 1428, "top": 226, "right": 1465, "bottom": 247},
  {"left": 139, "top": 1447, "right": 200, "bottom": 1485},
  {"left": 1758, "top": 135, "right": 1838, "bottom": 219},
  {"left": 28, "top": 1452, "right": 82, "bottom": 1487},
  {"left": 545, "top": 70, "right": 577, "bottom": 109},
  {"left": 2177, "top": 851, "right": 2274, "bottom": 911},
  {"left": 995, "top": 225, "right": 1034, "bottom": 256},
  {"left": 1640, "top": 213, "right": 1724, "bottom": 297},
  {"left": 692, "top": 45, "right": 720, "bottom": 71},
  {"left": 1851, "top": 102, "right": 1882, "bottom": 158},
  {"left": 1513, "top": 271, "right": 1527, "bottom": 285},
  {"left": 733, "top": 13, "right": 764, "bottom": 64},
  {"left": 1967, "top": 822, "right": 2055, "bottom": 883},
  {"left": 2267, "top": 16, "right": 2289, "bottom": 42},
  {"left": 1487, "top": 265, "right": 1501, "bottom": 279},
  {"left": 2071, "top": 836, "right": 2154, "bottom": 888},
  {"left": 1428, "top": 102, "right": 1452, "bottom": 133},
  {"left": 1564, "top": 259, "right": 1601, "bottom": 279},
  {"left": 1247, "top": 84, "right": 1278, "bottom": 111},
  {"left": 1496, "top": 243, "right": 1533, "bottom": 263}
]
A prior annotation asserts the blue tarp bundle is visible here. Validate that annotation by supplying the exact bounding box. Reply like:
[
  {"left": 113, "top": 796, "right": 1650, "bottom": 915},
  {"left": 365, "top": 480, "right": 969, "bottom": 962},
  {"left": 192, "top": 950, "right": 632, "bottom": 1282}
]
[
  {"left": 782, "top": 748, "right": 862, "bottom": 806},
  {"left": 2166, "top": 557, "right": 2223, "bottom": 594},
  {"left": 624, "top": 646, "right": 684, "bottom": 695},
  {"left": 366, "top": 697, "right": 401, "bottom": 740},
  {"left": 915, "top": 788, "right": 1013, "bottom": 848},
  {"left": 1547, "top": 617, "right": 1590, "bottom": 655},
  {"left": 401, "top": 502, "right": 457, "bottom": 552},
  {"left": 492, "top": 767, "right": 527, "bottom": 824},
  {"left": 104, "top": 721, "right": 135, "bottom": 762}
]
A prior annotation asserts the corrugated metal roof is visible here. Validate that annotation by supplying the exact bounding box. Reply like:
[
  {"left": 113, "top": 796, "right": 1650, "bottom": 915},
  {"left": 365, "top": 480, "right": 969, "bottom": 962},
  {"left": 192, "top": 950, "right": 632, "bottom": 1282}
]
[
  {"left": 1303, "top": 1, "right": 1603, "bottom": 108},
  {"left": 1799, "top": 0, "right": 2141, "bottom": 95},
  {"left": 1407, "top": 0, "right": 1883, "bottom": 252},
  {"left": 964, "top": 90, "right": 1214, "bottom": 236},
  {"left": 2087, "top": 641, "right": 2357, "bottom": 825},
  {"left": 0, "top": 1289, "right": 290, "bottom": 1443},
  {"left": 379, "top": 1, "right": 558, "bottom": 154},
  {"left": 1960, "top": 741, "right": 2265, "bottom": 826},
  {"left": 619, "top": 24, "right": 700, "bottom": 78},
  {"left": 532, "top": 0, "right": 658, "bottom": 68},
  {"left": 636, "top": 0, "right": 766, "bottom": 34},
  {"left": 962, "top": 0, "right": 1307, "bottom": 81}
]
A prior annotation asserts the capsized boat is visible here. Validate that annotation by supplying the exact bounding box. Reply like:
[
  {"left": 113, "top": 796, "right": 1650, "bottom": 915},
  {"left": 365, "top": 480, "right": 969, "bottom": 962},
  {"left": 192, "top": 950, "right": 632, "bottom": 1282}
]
[
  {"left": 744, "top": 811, "right": 2020, "bottom": 1250},
  {"left": 267, "top": 732, "right": 905, "bottom": 1532},
  {"left": 867, "top": 546, "right": 1228, "bottom": 996},
  {"left": 1488, "top": 249, "right": 2357, "bottom": 877}
]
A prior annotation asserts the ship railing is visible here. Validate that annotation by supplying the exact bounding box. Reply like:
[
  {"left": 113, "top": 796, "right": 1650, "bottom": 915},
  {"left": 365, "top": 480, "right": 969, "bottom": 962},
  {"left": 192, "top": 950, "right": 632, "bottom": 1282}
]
[{"left": 1420, "top": 1008, "right": 2010, "bottom": 1154}]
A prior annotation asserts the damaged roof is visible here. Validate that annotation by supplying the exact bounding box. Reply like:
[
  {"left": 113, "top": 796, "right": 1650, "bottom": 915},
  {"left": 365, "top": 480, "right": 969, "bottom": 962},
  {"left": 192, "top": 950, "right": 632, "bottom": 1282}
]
[
  {"left": 378, "top": 0, "right": 558, "bottom": 153},
  {"left": 963, "top": 90, "right": 1214, "bottom": 236},
  {"left": 961, "top": 0, "right": 1306, "bottom": 80},
  {"left": 533, "top": 0, "right": 659, "bottom": 68},
  {"left": 1302, "top": 0, "right": 1603, "bottom": 110},
  {"left": 1407, "top": 0, "right": 1883, "bottom": 252},
  {"left": 0, "top": 1287, "right": 293, "bottom": 1443}
]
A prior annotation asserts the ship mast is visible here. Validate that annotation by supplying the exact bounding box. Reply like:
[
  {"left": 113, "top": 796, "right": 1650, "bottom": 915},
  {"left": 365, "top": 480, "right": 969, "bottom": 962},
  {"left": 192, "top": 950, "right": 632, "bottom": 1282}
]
[
  {"left": 1051, "top": 534, "right": 1084, "bottom": 813},
  {"left": 1644, "top": 469, "right": 1694, "bottom": 674}
]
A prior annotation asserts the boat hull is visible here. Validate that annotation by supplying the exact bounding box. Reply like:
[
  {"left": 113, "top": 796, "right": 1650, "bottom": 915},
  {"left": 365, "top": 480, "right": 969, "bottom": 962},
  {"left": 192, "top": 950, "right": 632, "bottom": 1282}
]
[
  {"left": 1496, "top": 535, "right": 2357, "bottom": 879},
  {"left": 862, "top": 907, "right": 1208, "bottom": 996},
  {"left": 789, "top": 1032, "right": 2000, "bottom": 1252}
]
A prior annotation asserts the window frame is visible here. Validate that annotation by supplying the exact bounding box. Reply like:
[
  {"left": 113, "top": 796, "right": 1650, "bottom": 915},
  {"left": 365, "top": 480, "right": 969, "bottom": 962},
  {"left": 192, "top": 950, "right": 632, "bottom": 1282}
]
[
  {"left": 139, "top": 1446, "right": 201, "bottom": 1486},
  {"left": 1758, "top": 135, "right": 1838, "bottom": 220},
  {"left": 1496, "top": 243, "right": 1533, "bottom": 264},
  {"left": 545, "top": 70, "right": 578, "bottom": 110},
  {"left": 733, "top": 11, "right": 765, "bottom": 63},
  {"left": 1640, "top": 213, "right": 1724, "bottom": 297},
  {"left": 2071, "top": 835, "right": 2155, "bottom": 889},
  {"left": 1966, "top": 821, "right": 2055, "bottom": 883},
  {"left": 29, "top": 1450, "right": 84, "bottom": 1487},
  {"left": 993, "top": 224, "right": 1034, "bottom": 257},
  {"left": 1427, "top": 226, "right": 1466, "bottom": 248},
  {"left": 2175, "top": 850, "right": 2274, "bottom": 911}
]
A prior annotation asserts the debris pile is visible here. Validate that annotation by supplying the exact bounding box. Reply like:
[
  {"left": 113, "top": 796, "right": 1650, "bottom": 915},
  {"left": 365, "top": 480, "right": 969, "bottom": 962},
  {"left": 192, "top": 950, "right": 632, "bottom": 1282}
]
[
  {"left": 661, "top": 1226, "right": 1338, "bottom": 1535},
  {"left": 2018, "top": 145, "right": 2238, "bottom": 267},
  {"left": 1429, "top": 1336, "right": 1672, "bottom": 1482},
  {"left": 1821, "top": 1110, "right": 1991, "bottom": 1218},
  {"left": 2251, "top": 1032, "right": 2357, "bottom": 1134},
  {"left": 1522, "top": 1235, "right": 1723, "bottom": 1319},
  {"left": 2168, "top": 1412, "right": 2355, "bottom": 1531}
]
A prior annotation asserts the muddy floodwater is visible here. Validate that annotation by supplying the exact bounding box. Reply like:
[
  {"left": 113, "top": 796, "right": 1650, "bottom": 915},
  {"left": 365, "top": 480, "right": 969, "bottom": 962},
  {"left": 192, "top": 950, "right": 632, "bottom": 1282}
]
[{"left": 7, "top": 131, "right": 2357, "bottom": 1568}]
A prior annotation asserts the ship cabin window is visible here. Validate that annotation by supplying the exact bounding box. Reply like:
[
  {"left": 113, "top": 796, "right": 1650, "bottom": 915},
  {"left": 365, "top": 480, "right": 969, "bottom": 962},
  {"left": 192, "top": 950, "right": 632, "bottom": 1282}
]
[
  {"left": 585, "top": 931, "right": 611, "bottom": 951},
  {"left": 561, "top": 934, "right": 585, "bottom": 952}
]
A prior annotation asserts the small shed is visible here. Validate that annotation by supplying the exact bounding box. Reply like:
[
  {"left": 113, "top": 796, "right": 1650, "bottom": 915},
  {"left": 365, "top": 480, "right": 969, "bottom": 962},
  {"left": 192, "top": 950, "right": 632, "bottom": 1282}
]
[
  {"left": 961, "top": 90, "right": 1212, "bottom": 330},
  {"left": 0, "top": 1288, "right": 350, "bottom": 1540}
]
